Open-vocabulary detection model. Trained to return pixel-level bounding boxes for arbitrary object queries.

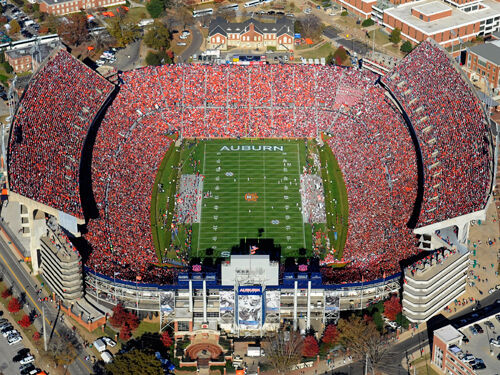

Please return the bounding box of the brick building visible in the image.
[207,17,294,52]
[432,325,473,374]
[4,37,61,73]
[39,0,125,16]
[465,40,500,90]
[333,0,500,48]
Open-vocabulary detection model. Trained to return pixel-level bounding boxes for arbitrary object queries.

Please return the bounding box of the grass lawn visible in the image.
[319,141,348,259]
[133,320,160,337]
[151,138,179,261]
[300,42,334,59]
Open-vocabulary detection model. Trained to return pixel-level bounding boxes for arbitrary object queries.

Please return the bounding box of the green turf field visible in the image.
[194,139,309,258]
[152,137,349,264]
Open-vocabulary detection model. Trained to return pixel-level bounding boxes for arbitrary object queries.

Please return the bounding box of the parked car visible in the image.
[19,364,35,375]
[473,324,484,334]
[2,328,18,338]
[102,337,116,347]
[485,321,494,329]
[463,354,475,362]
[8,335,23,345]
[490,338,500,347]
[20,355,34,365]
[177,42,187,46]
[495,314,500,322]
[469,326,478,335]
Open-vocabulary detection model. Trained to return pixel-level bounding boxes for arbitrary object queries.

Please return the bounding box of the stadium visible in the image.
[3,39,496,334]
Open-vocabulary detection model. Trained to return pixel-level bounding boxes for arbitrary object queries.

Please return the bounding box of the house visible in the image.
[207,17,294,52]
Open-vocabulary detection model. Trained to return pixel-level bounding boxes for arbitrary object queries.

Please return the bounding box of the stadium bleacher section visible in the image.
[8,42,492,284]
[8,49,114,219]
[382,40,493,228]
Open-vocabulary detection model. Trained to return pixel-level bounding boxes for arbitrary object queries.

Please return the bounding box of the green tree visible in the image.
[107,18,140,47]
[0,51,4,64]
[9,19,20,35]
[146,0,165,19]
[146,51,162,66]
[341,10,348,16]
[326,52,335,65]
[389,28,401,44]
[400,41,413,53]
[361,18,374,27]
[294,19,303,36]
[144,22,170,50]
[106,349,163,375]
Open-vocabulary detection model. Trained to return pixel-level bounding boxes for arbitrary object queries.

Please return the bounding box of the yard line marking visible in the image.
[297,143,306,249]
[197,143,207,256]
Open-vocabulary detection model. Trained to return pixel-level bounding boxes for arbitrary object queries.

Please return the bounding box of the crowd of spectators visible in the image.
[323,85,420,282]
[174,174,204,224]
[8,49,114,219]
[382,40,492,228]
[10,47,491,284]
[300,174,326,223]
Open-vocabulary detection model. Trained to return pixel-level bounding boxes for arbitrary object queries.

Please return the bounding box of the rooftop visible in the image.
[385,0,500,35]
[412,1,451,16]
[469,41,500,66]
[434,324,463,344]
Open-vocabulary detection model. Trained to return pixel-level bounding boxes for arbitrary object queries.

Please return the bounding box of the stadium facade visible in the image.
[2,39,497,336]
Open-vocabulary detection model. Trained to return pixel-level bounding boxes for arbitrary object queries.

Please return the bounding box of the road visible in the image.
[112,40,142,72]
[323,26,370,56]
[329,291,500,375]
[0,224,92,375]
[178,25,203,63]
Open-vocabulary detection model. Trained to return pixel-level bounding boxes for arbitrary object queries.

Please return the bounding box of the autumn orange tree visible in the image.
[302,335,319,357]
[321,324,340,349]
[8,297,21,313]
[18,314,32,328]
[383,295,402,321]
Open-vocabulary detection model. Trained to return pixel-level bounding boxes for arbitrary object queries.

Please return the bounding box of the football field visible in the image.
[194,139,311,258]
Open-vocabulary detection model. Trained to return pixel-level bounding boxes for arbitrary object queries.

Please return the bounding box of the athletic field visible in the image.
[194,139,310,258]
[152,138,348,263]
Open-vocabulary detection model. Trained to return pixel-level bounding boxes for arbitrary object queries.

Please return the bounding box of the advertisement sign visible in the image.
[325,291,340,312]
[238,286,262,327]
[160,291,175,312]
[265,290,280,312]
[219,291,235,324]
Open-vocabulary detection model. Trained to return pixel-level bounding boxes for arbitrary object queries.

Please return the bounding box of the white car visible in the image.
[177,42,187,46]
[303,8,312,14]
[490,338,500,347]
[20,355,34,365]
[3,328,18,337]
[8,335,22,345]
[102,337,116,347]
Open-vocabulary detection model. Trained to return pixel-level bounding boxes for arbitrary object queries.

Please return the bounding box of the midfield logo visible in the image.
[245,193,259,201]
[219,145,284,151]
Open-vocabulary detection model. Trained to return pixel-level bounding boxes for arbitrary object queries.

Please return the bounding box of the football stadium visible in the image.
[4,39,496,333]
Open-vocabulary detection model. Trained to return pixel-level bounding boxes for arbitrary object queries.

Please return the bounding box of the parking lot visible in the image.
[1,1,39,40]
[458,314,500,373]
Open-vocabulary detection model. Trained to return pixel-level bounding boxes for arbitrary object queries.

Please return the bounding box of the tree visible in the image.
[338,314,388,372]
[3,61,13,74]
[144,22,170,51]
[146,0,165,19]
[145,51,162,66]
[321,324,339,348]
[302,335,319,358]
[1,287,12,299]
[32,331,41,342]
[48,337,77,368]
[383,295,402,321]
[161,331,172,348]
[266,330,303,373]
[400,41,413,53]
[57,12,88,45]
[119,323,132,341]
[326,52,335,65]
[8,297,21,313]
[389,28,401,44]
[107,18,141,47]
[333,46,348,65]
[9,19,20,35]
[124,312,139,332]
[361,18,375,27]
[109,304,128,328]
[299,14,323,40]
[18,314,32,328]
[106,349,163,375]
